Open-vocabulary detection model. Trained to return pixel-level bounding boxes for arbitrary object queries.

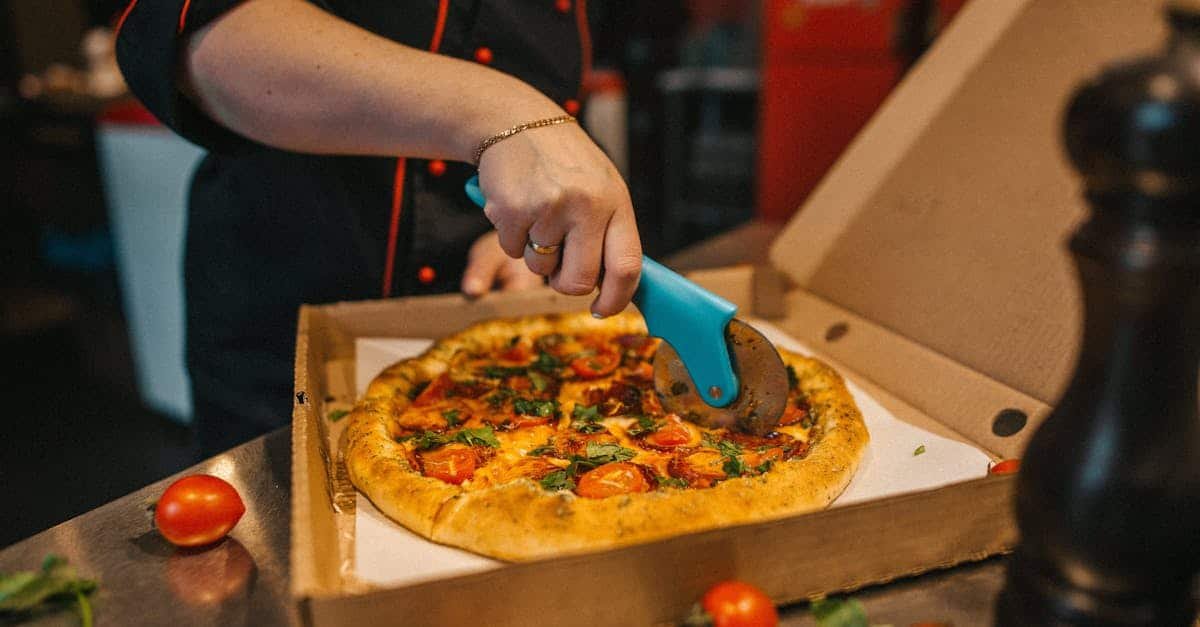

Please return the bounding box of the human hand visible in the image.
[461,230,544,296]
[475,122,642,317]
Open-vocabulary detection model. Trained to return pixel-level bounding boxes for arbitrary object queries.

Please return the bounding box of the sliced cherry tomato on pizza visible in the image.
[412,373,452,407]
[989,458,1021,475]
[777,403,808,427]
[499,343,532,362]
[419,445,478,485]
[155,474,246,547]
[569,346,620,379]
[575,462,652,498]
[643,414,699,449]
[701,580,779,627]
[615,333,657,359]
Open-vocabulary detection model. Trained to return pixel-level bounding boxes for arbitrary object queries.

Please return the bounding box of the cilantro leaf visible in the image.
[531,351,563,373]
[658,477,688,489]
[0,555,97,626]
[913,444,926,456]
[539,470,575,492]
[528,370,550,392]
[327,409,349,423]
[570,404,607,433]
[583,442,636,465]
[755,460,774,474]
[717,439,743,458]
[485,388,516,408]
[441,409,461,427]
[810,597,869,627]
[513,398,559,417]
[456,426,500,448]
[723,456,747,477]
[529,440,557,456]
[626,414,660,437]
[410,431,450,451]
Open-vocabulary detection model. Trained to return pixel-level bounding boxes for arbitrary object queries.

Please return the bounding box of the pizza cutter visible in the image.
[464,175,789,434]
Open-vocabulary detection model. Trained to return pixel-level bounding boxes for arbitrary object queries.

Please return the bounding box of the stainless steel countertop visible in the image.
[1,426,1008,626]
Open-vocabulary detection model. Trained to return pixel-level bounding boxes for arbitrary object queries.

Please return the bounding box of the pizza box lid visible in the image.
[766,0,1163,409]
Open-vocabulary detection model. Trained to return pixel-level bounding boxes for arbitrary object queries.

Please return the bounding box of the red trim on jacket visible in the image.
[576,0,592,95]
[382,0,451,298]
[177,0,195,34]
[114,0,140,36]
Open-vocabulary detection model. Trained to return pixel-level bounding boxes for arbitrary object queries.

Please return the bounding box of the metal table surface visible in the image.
[1,426,1008,626]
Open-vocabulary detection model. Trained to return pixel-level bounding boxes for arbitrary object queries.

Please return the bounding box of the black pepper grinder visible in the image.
[996,3,1200,625]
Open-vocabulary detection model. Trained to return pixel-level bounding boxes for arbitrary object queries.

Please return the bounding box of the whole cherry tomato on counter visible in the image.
[155,474,246,547]
[700,580,778,627]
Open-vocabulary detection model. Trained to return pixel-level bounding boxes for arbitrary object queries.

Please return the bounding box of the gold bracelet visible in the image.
[473,115,577,165]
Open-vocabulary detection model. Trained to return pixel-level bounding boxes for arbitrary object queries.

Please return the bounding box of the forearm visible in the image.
[182,0,564,161]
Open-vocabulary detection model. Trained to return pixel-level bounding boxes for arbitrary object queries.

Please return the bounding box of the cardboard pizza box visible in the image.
[290,1,1165,624]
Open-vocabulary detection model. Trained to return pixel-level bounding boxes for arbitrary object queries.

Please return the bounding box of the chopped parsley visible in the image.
[456,426,500,448]
[528,370,550,392]
[529,440,557,456]
[658,477,689,489]
[722,456,747,477]
[581,442,636,465]
[625,414,660,437]
[701,432,720,449]
[717,439,743,458]
[539,470,575,491]
[406,380,430,400]
[531,351,563,373]
[485,388,517,408]
[570,404,606,433]
[755,460,774,474]
[406,426,499,450]
[327,409,349,423]
[441,408,460,427]
[913,444,926,456]
[513,398,559,417]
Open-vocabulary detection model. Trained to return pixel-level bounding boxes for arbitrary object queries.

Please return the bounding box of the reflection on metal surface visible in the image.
[167,538,256,606]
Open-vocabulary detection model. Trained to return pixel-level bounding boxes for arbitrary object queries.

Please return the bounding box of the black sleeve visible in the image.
[114,0,260,153]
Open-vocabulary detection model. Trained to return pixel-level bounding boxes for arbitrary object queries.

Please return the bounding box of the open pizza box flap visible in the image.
[291,2,1164,625]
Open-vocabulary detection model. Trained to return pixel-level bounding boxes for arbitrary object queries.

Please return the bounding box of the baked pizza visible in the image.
[343,311,868,561]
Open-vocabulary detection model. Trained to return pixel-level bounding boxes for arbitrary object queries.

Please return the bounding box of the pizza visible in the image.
[343,311,868,561]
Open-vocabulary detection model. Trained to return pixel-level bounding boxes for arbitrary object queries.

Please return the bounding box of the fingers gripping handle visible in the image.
[464,175,739,407]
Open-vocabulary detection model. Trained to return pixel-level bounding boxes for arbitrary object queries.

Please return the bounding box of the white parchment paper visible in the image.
[352,322,990,586]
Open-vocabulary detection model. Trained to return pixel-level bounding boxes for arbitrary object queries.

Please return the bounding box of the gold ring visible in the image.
[526,238,562,255]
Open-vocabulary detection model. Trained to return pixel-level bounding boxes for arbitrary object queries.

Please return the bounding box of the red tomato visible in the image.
[155,475,246,547]
[413,373,452,407]
[575,462,652,499]
[570,346,620,379]
[643,415,697,449]
[777,403,808,427]
[500,344,532,362]
[701,580,779,627]
[420,446,478,484]
[989,459,1021,475]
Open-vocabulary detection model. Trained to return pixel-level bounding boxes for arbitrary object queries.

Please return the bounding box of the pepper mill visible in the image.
[996,3,1200,625]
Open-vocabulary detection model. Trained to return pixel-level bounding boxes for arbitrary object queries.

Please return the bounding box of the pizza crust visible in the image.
[343,311,868,561]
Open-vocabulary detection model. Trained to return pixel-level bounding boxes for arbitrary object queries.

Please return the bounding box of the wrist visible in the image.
[452,85,564,163]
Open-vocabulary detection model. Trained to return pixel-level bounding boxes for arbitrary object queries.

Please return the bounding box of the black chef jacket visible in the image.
[115,0,589,454]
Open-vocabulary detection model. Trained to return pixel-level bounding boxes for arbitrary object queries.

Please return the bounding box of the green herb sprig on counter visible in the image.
[0,555,97,627]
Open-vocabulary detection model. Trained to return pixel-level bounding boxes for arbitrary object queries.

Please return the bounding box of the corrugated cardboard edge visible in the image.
[304,476,1015,627]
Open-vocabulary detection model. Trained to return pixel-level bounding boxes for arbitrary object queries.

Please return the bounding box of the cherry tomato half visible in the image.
[778,403,808,427]
[155,474,246,547]
[701,580,779,627]
[420,445,478,485]
[989,459,1021,475]
[643,415,697,449]
[570,346,620,379]
[575,462,651,499]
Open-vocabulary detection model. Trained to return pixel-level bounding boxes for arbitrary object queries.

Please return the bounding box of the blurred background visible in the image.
[0,0,965,547]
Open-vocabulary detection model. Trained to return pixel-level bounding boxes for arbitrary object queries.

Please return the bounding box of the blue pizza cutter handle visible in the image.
[464,175,738,407]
